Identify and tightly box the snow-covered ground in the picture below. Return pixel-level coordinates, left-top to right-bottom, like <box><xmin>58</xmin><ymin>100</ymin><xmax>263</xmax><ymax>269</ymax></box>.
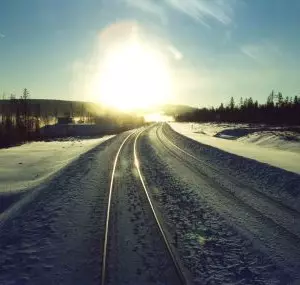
<box><xmin>0</xmin><ymin>136</ymin><xmax>114</xmax><ymax>194</ymax></box>
<box><xmin>0</xmin><ymin>130</ymin><xmax>181</xmax><ymax>285</ymax></box>
<box><xmin>1</xmin><ymin>125</ymin><xmax>300</xmax><ymax>285</ymax></box>
<box><xmin>0</xmin><ymin>133</ymin><xmax>127</xmax><ymax>285</ymax></box>
<box><xmin>139</xmin><ymin>125</ymin><xmax>300</xmax><ymax>284</ymax></box>
<box><xmin>170</xmin><ymin>122</ymin><xmax>300</xmax><ymax>174</ymax></box>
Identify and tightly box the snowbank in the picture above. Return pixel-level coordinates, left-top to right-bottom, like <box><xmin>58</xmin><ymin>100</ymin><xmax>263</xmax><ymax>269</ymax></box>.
<box><xmin>170</xmin><ymin>122</ymin><xmax>300</xmax><ymax>174</ymax></box>
<box><xmin>0</xmin><ymin>136</ymin><xmax>114</xmax><ymax>194</ymax></box>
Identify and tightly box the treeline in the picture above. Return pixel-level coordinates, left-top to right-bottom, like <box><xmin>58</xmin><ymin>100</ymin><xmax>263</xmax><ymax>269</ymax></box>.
<box><xmin>0</xmin><ymin>89</ymin><xmax>144</xmax><ymax>148</ymax></box>
<box><xmin>176</xmin><ymin>91</ymin><xmax>300</xmax><ymax>125</ymax></box>
<box><xmin>0</xmin><ymin>89</ymin><xmax>41</xmax><ymax>147</ymax></box>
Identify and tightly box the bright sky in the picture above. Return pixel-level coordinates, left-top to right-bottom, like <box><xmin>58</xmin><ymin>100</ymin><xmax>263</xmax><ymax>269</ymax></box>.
<box><xmin>0</xmin><ymin>0</ymin><xmax>299</xmax><ymax>108</ymax></box>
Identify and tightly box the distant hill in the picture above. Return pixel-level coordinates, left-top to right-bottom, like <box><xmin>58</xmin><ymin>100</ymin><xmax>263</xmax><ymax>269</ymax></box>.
<box><xmin>0</xmin><ymin>99</ymin><xmax>197</xmax><ymax>118</ymax></box>
<box><xmin>0</xmin><ymin>99</ymin><xmax>145</xmax><ymax>147</ymax></box>
<box><xmin>0</xmin><ymin>99</ymin><xmax>113</xmax><ymax>117</ymax></box>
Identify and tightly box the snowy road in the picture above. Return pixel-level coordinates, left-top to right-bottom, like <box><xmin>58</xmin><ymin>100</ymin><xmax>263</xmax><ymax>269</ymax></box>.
<box><xmin>1</xmin><ymin>124</ymin><xmax>300</xmax><ymax>284</ymax></box>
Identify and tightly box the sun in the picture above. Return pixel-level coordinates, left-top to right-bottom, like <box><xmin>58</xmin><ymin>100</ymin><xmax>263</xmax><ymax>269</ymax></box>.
<box><xmin>94</xmin><ymin>41</ymin><xmax>172</xmax><ymax>111</ymax></box>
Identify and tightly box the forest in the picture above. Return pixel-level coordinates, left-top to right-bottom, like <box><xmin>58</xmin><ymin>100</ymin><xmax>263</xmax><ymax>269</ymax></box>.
<box><xmin>0</xmin><ymin>89</ymin><xmax>144</xmax><ymax>148</ymax></box>
<box><xmin>176</xmin><ymin>91</ymin><xmax>300</xmax><ymax>125</ymax></box>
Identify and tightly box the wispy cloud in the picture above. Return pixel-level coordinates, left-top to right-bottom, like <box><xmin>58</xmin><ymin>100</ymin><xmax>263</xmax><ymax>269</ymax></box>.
<box><xmin>165</xmin><ymin>0</ymin><xmax>236</xmax><ymax>26</ymax></box>
<box><xmin>124</xmin><ymin>0</ymin><xmax>167</xmax><ymax>24</ymax></box>
<box><xmin>125</xmin><ymin>0</ymin><xmax>238</xmax><ymax>27</ymax></box>
<box><xmin>241</xmin><ymin>45</ymin><xmax>260</xmax><ymax>60</ymax></box>
<box><xmin>0</xmin><ymin>33</ymin><xmax>5</xmax><ymax>39</ymax></box>
<box><xmin>168</xmin><ymin>45</ymin><xmax>183</xmax><ymax>60</ymax></box>
<box><xmin>241</xmin><ymin>40</ymin><xmax>281</xmax><ymax>63</ymax></box>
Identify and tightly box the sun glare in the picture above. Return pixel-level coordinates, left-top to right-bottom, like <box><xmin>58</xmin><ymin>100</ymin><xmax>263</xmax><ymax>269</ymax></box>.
<box><xmin>94</xmin><ymin>40</ymin><xmax>172</xmax><ymax>111</ymax></box>
<box><xmin>144</xmin><ymin>113</ymin><xmax>174</xmax><ymax>122</ymax></box>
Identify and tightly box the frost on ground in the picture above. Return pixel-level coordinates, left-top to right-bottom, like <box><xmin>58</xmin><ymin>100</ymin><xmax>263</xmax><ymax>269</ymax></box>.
<box><xmin>0</xmin><ymin>130</ymin><xmax>179</xmax><ymax>285</ymax></box>
<box><xmin>0</xmin><ymin>136</ymin><xmax>114</xmax><ymax>193</ymax></box>
<box><xmin>167</xmin><ymin>123</ymin><xmax>300</xmax><ymax>212</ymax></box>
<box><xmin>107</xmin><ymin>136</ymin><xmax>181</xmax><ymax>285</ymax></box>
<box><xmin>0</xmin><ymin>136</ymin><xmax>114</xmax><ymax>213</ymax></box>
<box><xmin>170</xmin><ymin>122</ymin><xmax>300</xmax><ymax>174</ymax></box>
<box><xmin>138</xmin><ymin>126</ymin><xmax>293</xmax><ymax>285</ymax></box>
<box><xmin>0</xmin><ymin>133</ymin><xmax>127</xmax><ymax>285</ymax></box>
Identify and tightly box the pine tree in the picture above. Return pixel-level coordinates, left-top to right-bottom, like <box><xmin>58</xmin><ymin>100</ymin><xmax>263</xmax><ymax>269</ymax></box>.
<box><xmin>248</xmin><ymin>97</ymin><xmax>254</xmax><ymax>108</ymax></box>
<box><xmin>267</xmin><ymin>91</ymin><xmax>274</xmax><ymax>107</ymax></box>
<box><xmin>229</xmin><ymin>97</ymin><xmax>235</xmax><ymax>110</ymax></box>
<box><xmin>239</xmin><ymin>97</ymin><xmax>244</xmax><ymax>109</ymax></box>
<box><xmin>21</xmin><ymin>88</ymin><xmax>30</xmax><ymax>132</ymax></box>
<box><xmin>277</xmin><ymin>92</ymin><xmax>283</xmax><ymax>107</ymax></box>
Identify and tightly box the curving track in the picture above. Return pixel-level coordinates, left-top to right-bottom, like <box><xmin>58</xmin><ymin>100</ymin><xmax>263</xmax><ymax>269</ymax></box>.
<box><xmin>1</xmin><ymin>123</ymin><xmax>300</xmax><ymax>284</ymax></box>
<box><xmin>0</xmin><ymin>128</ymin><xmax>186</xmax><ymax>285</ymax></box>
<box><xmin>138</xmin><ymin>123</ymin><xmax>300</xmax><ymax>284</ymax></box>
<box><xmin>101</xmin><ymin>129</ymin><xmax>186</xmax><ymax>285</ymax></box>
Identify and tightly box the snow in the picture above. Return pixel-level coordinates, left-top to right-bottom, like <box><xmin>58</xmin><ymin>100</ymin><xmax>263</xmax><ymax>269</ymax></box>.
<box><xmin>164</xmin><ymin>123</ymin><xmax>300</xmax><ymax>213</ymax></box>
<box><xmin>107</xmin><ymin>136</ymin><xmax>181</xmax><ymax>285</ymax></box>
<box><xmin>0</xmin><ymin>133</ymin><xmax>123</xmax><ymax>285</ymax></box>
<box><xmin>138</xmin><ymin>126</ymin><xmax>296</xmax><ymax>284</ymax></box>
<box><xmin>170</xmin><ymin>122</ymin><xmax>300</xmax><ymax>174</ymax></box>
<box><xmin>0</xmin><ymin>136</ymin><xmax>114</xmax><ymax>194</ymax></box>
<box><xmin>1</xmin><ymin>125</ymin><xmax>300</xmax><ymax>285</ymax></box>
<box><xmin>0</xmin><ymin>131</ymin><xmax>180</xmax><ymax>285</ymax></box>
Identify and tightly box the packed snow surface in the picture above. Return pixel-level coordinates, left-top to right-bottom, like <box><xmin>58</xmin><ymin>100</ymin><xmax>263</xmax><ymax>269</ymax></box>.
<box><xmin>139</xmin><ymin>124</ymin><xmax>300</xmax><ymax>284</ymax></box>
<box><xmin>0</xmin><ymin>136</ymin><xmax>114</xmax><ymax>193</ymax></box>
<box><xmin>0</xmin><ymin>131</ymin><xmax>180</xmax><ymax>285</ymax></box>
<box><xmin>0</xmin><ymin>133</ymin><xmax>124</xmax><ymax>285</ymax></box>
<box><xmin>1</xmin><ymin>126</ymin><xmax>300</xmax><ymax>284</ymax></box>
<box><xmin>170</xmin><ymin>122</ymin><xmax>300</xmax><ymax>174</ymax></box>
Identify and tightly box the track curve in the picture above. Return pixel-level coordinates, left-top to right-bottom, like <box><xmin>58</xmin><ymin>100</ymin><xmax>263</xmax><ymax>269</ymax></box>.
<box><xmin>101</xmin><ymin>128</ymin><xmax>186</xmax><ymax>285</ymax></box>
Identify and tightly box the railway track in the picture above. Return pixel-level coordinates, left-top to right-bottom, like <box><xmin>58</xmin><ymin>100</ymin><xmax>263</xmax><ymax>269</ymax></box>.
<box><xmin>157</xmin><ymin>123</ymin><xmax>300</xmax><ymax>235</ymax></box>
<box><xmin>157</xmin><ymin>123</ymin><xmax>300</xmax><ymax>236</ymax></box>
<box><xmin>154</xmin><ymin>123</ymin><xmax>300</xmax><ymax>279</ymax></box>
<box><xmin>100</xmin><ymin>128</ymin><xmax>186</xmax><ymax>285</ymax></box>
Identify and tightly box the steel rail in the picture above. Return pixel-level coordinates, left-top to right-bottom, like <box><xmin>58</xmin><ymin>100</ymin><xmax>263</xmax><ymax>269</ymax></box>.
<box><xmin>101</xmin><ymin>131</ymin><xmax>135</xmax><ymax>285</ymax></box>
<box><xmin>133</xmin><ymin>127</ymin><xmax>187</xmax><ymax>285</ymax></box>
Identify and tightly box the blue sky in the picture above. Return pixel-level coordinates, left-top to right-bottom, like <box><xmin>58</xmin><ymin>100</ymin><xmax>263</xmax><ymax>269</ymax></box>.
<box><xmin>0</xmin><ymin>0</ymin><xmax>299</xmax><ymax>107</ymax></box>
